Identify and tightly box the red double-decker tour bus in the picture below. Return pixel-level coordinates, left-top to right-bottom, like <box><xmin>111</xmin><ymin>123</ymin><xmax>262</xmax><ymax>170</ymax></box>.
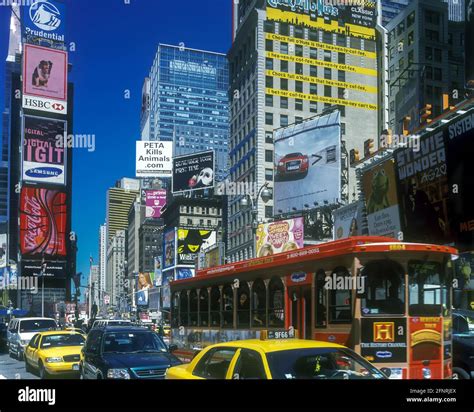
<box><xmin>169</xmin><ymin>236</ymin><xmax>458</xmax><ymax>379</ymax></box>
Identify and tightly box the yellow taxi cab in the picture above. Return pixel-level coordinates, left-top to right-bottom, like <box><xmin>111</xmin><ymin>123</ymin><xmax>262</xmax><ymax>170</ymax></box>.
<box><xmin>166</xmin><ymin>330</ymin><xmax>387</xmax><ymax>380</ymax></box>
<box><xmin>163</xmin><ymin>325</ymin><xmax>171</xmax><ymax>337</ymax></box>
<box><xmin>24</xmin><ymin>330</ymin><xmax>86</xmax><ymax>379</ymax></box>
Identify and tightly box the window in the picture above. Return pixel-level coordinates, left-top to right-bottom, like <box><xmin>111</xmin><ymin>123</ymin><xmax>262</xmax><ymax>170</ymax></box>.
<box><xmin>350</xmin><ymin>37</ymin><xmax>361</xmax><ymax>50</ymax></box>
<box><xmin>280</xmin><ymin>96</ymin><xmax>288</xmax><ymax>109</ymax></box>
<box><xmin>266</xmin><ymin>58</ymin><xmax>273</xmax><ymax>70</ymax></box>
<box><xmin>280</xmin><ymin>114</ymin><xmax>288</xmax><ymax>127</ymax></box>
<box><xmin>280</xmin><ymin>42</ymin><xmax>288</xmax><ymax>54</ymax></box>
<box><xmin>310</xmin><ymin>65</ymin><xmax>317</xmax><ymax>77</ymax></box>
<box><xmin>425</xmin><ymin>11</ymin><xmax>440</xmax><ymax>25</ymax></box>
<box><xmin>295</xmin><ymin>63</ymin><xmax>303</xmax><ymax>74</ymax></box>
<box><xmin>265</xmin><ymin>94</ymin><xmax>273</xmax><ymax>106</ymax></box>
<box><xmin>426</xmin><ymin>29</ymin><xmax>439</xmax><ymax>42</ymax></box>
<box><xmin>265</xmin><ymin>112</ymin><xmax>273</xmax><ymax>125</ymax></box>
<box><xmin>425</xmin><ymin>66</ymin><xmax>433</xmax><ymax>79</ymax></box>
<box><xmin>324</xmin><ymin>50</ymin><xmax>332</xmax><ymax>62</ymax></box>
<box><xmin>295</xmin><ymin>81</ymin><xmax>303</xmax><ymax>93</ymax></box>
<box><xmin>294</xmin><ymin>26</ymin><xmax>304</xmax><ymax>39</ymax></box>
<box><xmin>265</xmin><ymin>132</ymin><xmax>273</xmax><ymax>144</ymax></box>
<box><xmin>324</xmin><ymin>67</ymin><xmax>331</xmax><ymax>79</ymax></box>
<box><xmin>310</xmin><ymin>83</ymin><xmax>317</xmax><ymax>95</ymax></box>
<box><xmin>434</xmin><ymin>49</ymin><xmax>442</xmax><ymax>62</ymax></box>
<box><xmin>265</xmin><ymin>150</ymin><xmax>273</xmax><ymax>163</ymax></box>
<box><xmin>425</xmin><ymin>47</ymin><xmax>433</xmax><ymax>61</ymax></box>
<box><xmin>341</xmin><ymin>123</ymin><xmax>346</xmax><ymax>135</ymax></box>
<box><xmin>328</xmin><ymin>267</ymin><xmax>352</xmax><ymax>324</ymax></box>
<box><xmin>338</xmin><ymin>88</ymin><xmax>345</xmax><ymax>99</ymax></box>
<box><xmin>337</xmin><ymin>34</ymin><xmax>346</xmax><ymax>47</ymax></box>
<box><xmin>295</xmin><ymin>116</ymin><xmax>303</xmax><ymax>124</ymax></box>
<box><xmin>407</xmin><ymin>11</ymin><xmax>415</xmax><ymax>27</ymax></box>
<box><xmin>324</xmin><ymin>85</ymin><xmax>331</xmax><ymax>97</ymax></box>
<box><xmin>323</xmin><ymin>31</ymin><xmax>332</xmax><ymax>44</ymax></box>
<box><xmin>279</xmin><ymin>22</ymin><xmax>289</xmax><ymax>36</ymax></box>
<box><xmin>265</xmin><ymin>168</ymin><xmax>273</xmax><ymax>181</ymax></box>
<box><xmin>309</xmin><ymin>30</ymin><xmax>318</xmax><ymax>41</ymax></box>
<box><xmin>310</xmin><ymin>47</ymin><xmax>317</xmax><ymax>59</ymax></box>
<box><xmin>295</xmin><ymin>99</ymin><xmax>303</xmax><ymax>111</ymax></box>
<box><xmin>310</xmin><ymin>101</ymin><xmax>317</xmax><ymax>113</ymax></box>
<box><xmin>397</xmin><ymin>21</ymin><xmax>405</xmax><ymax>36</ymax></box>
<box><xmin>408</xmin><ymin>50</ymin><xmax>414</xmax><ymax>64</ymax></box>
<box><xmin>338</xmin><ymin>70</ymin><xmax>345</xmax><ymax>82</ymax></box>
<box><xmin>193</xmin><ymin>348</ymin><xmax>238</xmax><ymax>379</ymax></box>
<box><xmin>233</xmin><ymin>349</ymin><xmax>267</xmax><ymax>379</ymax></box>
<box><xmin>264</xmin><ymin>20</ymin><xmax>275</xmax><ymax>33</ymax></box>
<box><xmin>265</xmin><ymin>206</ymin><xmax>273</xmax><ymax>218</ymax></box>
<box><xmin>408</xmin><ymin>31</ymin><xmax>414</xmax><ymax>46</ymax></box>
<box><xmin>281</xmin><ymin>60</ymin><xmax>288</xmax><ymax>72</ymax></box>
<box><xmin>266</xmin><ymin>76</ymin><xmax>273</xmax><ymax>88</ymax></box>
<box><xmin>85</xmin><ymin>330</ymin><xmax>102</xmax><ymax>354</ymax></box>
<box><xmin>265</xmin><ymin>39</ymin><xmax>273</xmax><ymax>51</ymax></box>
<box><xmin>281</xmin><ymin>78</ymin><xmax>288</xmax><ymax>90</ymax></box>
<box><xmin>295</xmin><ymin>45</ymin><xmax>303</xmax><ymax>57</ymax></box>
<box><xmin>338</xmin><ymin>53</ymin><xmax>345</xmax><ymax>64</ymax></box>
<box><xmin>398</xmin><ymin>57</ymin><xmax>404</xmax><ymax>71</ymax></box>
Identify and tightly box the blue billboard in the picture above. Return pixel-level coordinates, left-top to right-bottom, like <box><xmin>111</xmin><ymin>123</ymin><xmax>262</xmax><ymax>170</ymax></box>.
<box><xmin>22</xmin><ymin>0</ymin><xmax>66</xmax><ymax>44</ymax></box>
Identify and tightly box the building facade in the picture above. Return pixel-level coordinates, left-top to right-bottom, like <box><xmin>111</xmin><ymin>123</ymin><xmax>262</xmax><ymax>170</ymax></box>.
<box><xmin>382</xmin><ymin>0</ymin><xmax>411</xmax><ymax>26</ymax></box>
<box><xmin>148</xmin><ymin>44</ymin><xmax>230</xmax><ymax>181</ymax></box>
<box><xmin>106</xmin><ymin>230</ymin><xmax>126</xmax><ymax>307</ymax></box>
<box><xmin>98</xmin><ymin>224</ymin><xmax>107</xmax><ymax>299</ymax></box>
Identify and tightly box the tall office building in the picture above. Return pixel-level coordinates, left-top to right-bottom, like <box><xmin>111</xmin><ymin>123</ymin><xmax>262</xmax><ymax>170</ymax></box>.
<box><xmin>382</xmin><ymin>0</ymin><xmax>411</xmax><ymax>26</ymax></box>
<box><xmin>98</xmin><ymin>224</ymin><xmax>107</xmax><ymax>298</ymax></box>
<box><xmin>147</xmin><ymin>44</ymin><xmax>230</xmax><ymax>181</ymax></box>
<box><xmin>106</xmin><ymin>230</ymin><xmax>126</xmax><ymax>306</ymax></box>
<box><xmin>106</xmin><ymin>179</ymin><xmax>140</xmax><ymax>243</ymax></box>
<box><xmin>387</xmin><ymin>0</ymin><xmax>465</xmax><ymax>134</ymax></box>
<box><xmin>227</xmin><ymin>0</ymin><xmax>379</xmax><ymax>262</ymax></box>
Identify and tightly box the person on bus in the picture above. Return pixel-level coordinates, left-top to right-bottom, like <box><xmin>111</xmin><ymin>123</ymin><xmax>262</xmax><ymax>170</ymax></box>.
<box><xmin>238</xmin><ymin>293</ymin><xmax>250</xmax><ymax>326</ymax></box>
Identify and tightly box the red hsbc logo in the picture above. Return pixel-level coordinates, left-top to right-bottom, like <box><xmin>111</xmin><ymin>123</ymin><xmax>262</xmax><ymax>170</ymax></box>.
<box><xmin>23</xmin><ymin>95</ymin><xmax>67</xmax><ymax>115</ymax></box>
<box><xmin>52</xmin><ymin>103</ymin><xmax>64</xmax><ymax>111</ymax></box>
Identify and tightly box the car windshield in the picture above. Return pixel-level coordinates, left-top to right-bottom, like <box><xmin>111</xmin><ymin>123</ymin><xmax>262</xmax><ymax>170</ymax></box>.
<box><xmin>20</xmin><ymin>320</ymin><xmax>57</xmax><ymax>333</ymax></box>
<box><xmin>266</xmin><ymin>348</ymin><xmax>385</xmax><ymax>380</ymax></box>
<box><xmin>41</xmin><ymin>334</ymin><xmax>85</xmax><ymax>349</ymax></box>
<box><xmin>453</xmin><ymin>312</ymin><xmax>474</xmax><ymax>336</ymax></box>
<box><xmin>103</xmin><ymin>331</ymin><xmax>168</xmax><ymax>354</ymax></box>
<box><xmin>285</xmin><ymin>153</ymin><xmax>302</xmax><ymax>158</ymax></box>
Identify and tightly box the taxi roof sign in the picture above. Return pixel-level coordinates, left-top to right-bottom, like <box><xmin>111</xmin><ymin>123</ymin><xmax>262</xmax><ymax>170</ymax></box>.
<box><xmin>260</xmin><ymin>328</ymin><xmax>298</xmax><ymax>340</ymax></box>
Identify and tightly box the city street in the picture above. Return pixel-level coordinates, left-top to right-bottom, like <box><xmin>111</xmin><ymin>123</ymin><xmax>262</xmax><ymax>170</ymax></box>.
<box><xmin>0</xmin><ymin>351</ymin><xmax>37</xmax><ymax>380</ymax></box>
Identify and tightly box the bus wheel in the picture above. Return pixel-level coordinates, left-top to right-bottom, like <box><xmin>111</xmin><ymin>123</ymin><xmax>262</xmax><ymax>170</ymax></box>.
<box><xmin>452</xmin><ymin>368</ymin><xmax>470</xmax><ymax>379</ymax></box>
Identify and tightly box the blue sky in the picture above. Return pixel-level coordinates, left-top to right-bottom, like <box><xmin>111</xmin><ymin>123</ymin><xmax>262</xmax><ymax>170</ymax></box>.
<box><xmin>0</xmin><ymin>0</ymin><xmax>232</xmax><ymax>297</ymax></box>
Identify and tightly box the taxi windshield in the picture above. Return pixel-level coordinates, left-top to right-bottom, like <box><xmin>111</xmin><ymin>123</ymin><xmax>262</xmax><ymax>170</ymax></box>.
<box><xmin>41</xmin><ymin>334</ymin><xmax>85</xmax><ymax>349</ymax></box>
<box><xmin>266</xmin><ymin>348</ymin><xmax>385</xmax><ymax>380</ymax></box>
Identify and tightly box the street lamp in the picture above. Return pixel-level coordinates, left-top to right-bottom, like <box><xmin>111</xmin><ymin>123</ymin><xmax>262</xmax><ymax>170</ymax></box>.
<box><xmin>240</xmin><ymin>182</ymin><xmax>272</xmax><ymax>258</ymax></box>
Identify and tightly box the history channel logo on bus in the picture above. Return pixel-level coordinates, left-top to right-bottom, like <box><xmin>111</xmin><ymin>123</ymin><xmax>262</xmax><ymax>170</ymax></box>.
<box><xmin>23</xmin><ymin>0</ymin><xmax>66</xmax><ymax>43</ymax></box>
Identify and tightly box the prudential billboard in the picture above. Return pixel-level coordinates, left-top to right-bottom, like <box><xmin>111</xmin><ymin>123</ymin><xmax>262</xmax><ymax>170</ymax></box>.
<box><xmin>274</xmin><ymin>110</ymin><xmax>341</xmax><ymax>214</ymax></box>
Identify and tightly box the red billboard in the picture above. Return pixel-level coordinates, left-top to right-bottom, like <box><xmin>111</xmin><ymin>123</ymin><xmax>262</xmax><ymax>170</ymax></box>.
<box><xmin>20</xmin><ymin>187</ymin><xmax>67</xmax><ymax>257</ymax></box>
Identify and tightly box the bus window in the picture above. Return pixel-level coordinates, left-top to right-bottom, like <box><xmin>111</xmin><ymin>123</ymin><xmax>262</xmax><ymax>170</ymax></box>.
<box><xmin>269</xmin><ymin>277</ymin><xmax>284</xmax><ymax>327</ymax></box>
<box><xmin>361</xmin><ymin>260</ymin><xmax>405</xmax><ymax>315</ymax></box>
<box><xmin>252</xmin><ymin>279</ymin><xmax>267</xmax><ymax>327</ymax></box>
<box><xmin>328</xmin><ymin>267</ymin><xmax>352</xmax><ymax>324</ymax></box>
<box><xmin>237</xmin><ymin>283</ymin><xmax>251</xmax><ymax>328</ymax></box>
<box><xmin>171</xmin><ymin>292</ymin><xmax>180</xmax><ymax>328</ymax></box>
<box><xmin>315</xmin><ymin>270</ymin><xmax>327</xmax><ymax>327</ymax></box>
<box><xmin>190</xmin><ymin>290</ymin><xmax>198</xmax><ymax>326</ymax></box>
<box><xmin>210</xmin><ymin>287</ymin><xmax>221</xmax><ymax>327</ymax></box>
<box><xmin>408</xmin><ymin>260</ymin><xmax>447</xmax><ymax>316</ymax></box>
<box><xmin>222</xmin><ymin>285</ymin><xmax>234</xmax><ymax>328</ymax></box>
<box><xmin>199</xmin><ymin>289</ymin><xmax>209</xmax><ymax>327</ymax></box>
<box><xmin>180</xmin><ymin>292</ymin><xmax>189</xmax><ymax>327</ymax></box>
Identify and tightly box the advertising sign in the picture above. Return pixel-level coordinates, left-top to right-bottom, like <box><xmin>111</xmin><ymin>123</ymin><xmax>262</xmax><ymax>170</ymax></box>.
<box><xmin>22</xmin><ymin>95</ymin><xmax>67</xmax><ymax>116</ymax></box>
<box><xmin>274</xmin><ymin>111</ymin><xmax>341</xmax><ymax>213</ymax></box>
<box><xmin>161</xmin><ymin>271</ymin><xmax>174</xmax><ymax>309</ymax></box>
<box><xmin>395</xmin><ymin>131</ymin><xmax>451</xmax><ymax>245</ymax></box>
<box><xmin>136</xmin><ymin>289</ymin><xmax>149</xmax><ymax>306</ymax></box>
<box><xmin>446</xmin><ymin>111</ymin><xmax>474</xmax><ymax>250</ymax></box>
<box><xmin>172</xmin><ymin>150</ymin><xmax>215</xmax><ymax>193</ymax></box>
<box><xmin>256</xmin><ymin>218</ymin><xmax>304</xmax><ymax>257</ymax></box>
<box><xmin>21</xmin><ymin>261</ymin><xmax>66</xmax><ymax>279</ymax></box>
<box><xmin>163</xmin><ymin>229</ymin><xmax>176</xmax><ymax>269</ymax></box>
<box><xmin>136</xmin><ymin>141</ymin><xmax>173</xmax><ymax>177</ymax></box>
<box><xmin>19</xmin><ymin>187</ymin><xmax>67</xmax><ymax>257</ymax></box>
<box><xmin>467</xmin><ymin>0</ymin><xmax>474</xmax><ymax>87</ymax></box>
<box><xmin>22</xmin><ymin>116</ymin><xmax>67</xmax><ymax>185</ymax></box>
<box><xmin>362</xmin><ymin>159</ymin><xmax>401</xmax><ymax>238</ymax></box>
<box><xmin>176</xmin><ymin>268</ymin><xmax>195</xmax><ymax>280</ymax></box>
<box><xmin>145</xmin><ymin>190</ymin><xmax>166</xmax><ymax>218</ymax></box>
<box><xmin>23</xmin><ymin>44</ymin><xmax>67</xmax><ymax>102</ymax></box>
<box><xmin>333</xmin><ymin>201</ymin><xmax>363</xmax><ymax>240</ymax></box>
<box><xmin>137</xmin><ymin>273</ymin><xmax>153</xmax><ymax>291</ymax></box>
<box><xmin>360</xmin><ymin>318</ymin><xmax>407</xmax><ymax>364</ymax></box>
<box><xmin>22</xmin><ymin>0</ymin><xmax>66</xmax><ymax>44</ymax></box>
<box><xmin>154</xmin><ymin>256</ymin><xmax>163</xmax><ymax>287</ymax></box>
<box><xmin>177</xmin><ymin>229</ymin><xmax>216</xmax><ymax>265</ymax></box>
<box><xmin>0</xmin><ymin>234</ymin><xmax>6</xmax><ymax>269</ymax></box>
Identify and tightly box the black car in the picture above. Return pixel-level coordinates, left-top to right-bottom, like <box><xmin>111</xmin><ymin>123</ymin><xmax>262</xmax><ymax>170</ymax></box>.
<box><xmin>80</xmin><ymin>326</ymin><xmax>181</xmax><ymax>379</ymax></box>
<box><xmin>0</xmin><ymin>321</ymin><xmax>7</xmax><ymax>351</ymax></box>
<box><xmin>452</xmin><ymin>309</ymin><xmax>474</xmax><ymax>379</ymax></box>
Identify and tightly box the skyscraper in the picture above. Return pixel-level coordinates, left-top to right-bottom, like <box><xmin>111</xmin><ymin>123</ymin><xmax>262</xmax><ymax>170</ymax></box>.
<box><xmin>99</xmin><ymin>224</ymin><xmax>107</xmax><ymax>298</ymax></box>
<box><xmin>382</xmin><ymin>0</ymin><xmax>411</xmax><ymax>26</ymax></box>
<box><xmin>147</xmin><ymin>44</ymin><xmax>230</xmax><ymax>181</ymax></box>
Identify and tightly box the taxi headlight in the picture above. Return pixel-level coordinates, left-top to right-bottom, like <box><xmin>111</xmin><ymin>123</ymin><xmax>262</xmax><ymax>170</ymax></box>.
<box><xmin>107</xmin><ymin>368</ymin><xmax>130</xmax><ymax>379</ymax></box>
<box><xmin>46</xmin><ymin>357</ymin><xmax>63</xmax><ymax>363</ymax></box>
<box><xmin>20</xmin><ymin>339</ymin><xmax>30</xmax><ymax>346</ymax></box>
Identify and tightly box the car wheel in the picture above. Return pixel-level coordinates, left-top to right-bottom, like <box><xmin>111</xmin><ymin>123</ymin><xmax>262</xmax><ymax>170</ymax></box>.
<box><xmin>39</xmin><ymin>362</ymin><xmax>49</xmax><ymax>380</ymax></box>
<box><xmin>452</xmin><ymin>367</ymin><xmax>470</xmax><ymax>379</ymax></box>
<box><xmin>17</xmin><ymin>346</ymin><xmax>23</xmax><ymax>361</ymax></box>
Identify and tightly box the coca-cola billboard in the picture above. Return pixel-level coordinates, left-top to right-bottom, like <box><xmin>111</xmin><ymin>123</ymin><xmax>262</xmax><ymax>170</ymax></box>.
<box><xmin>20</xmin><ymin>187</ymin><xmax>67</xmax><ymax>257</ymax></box>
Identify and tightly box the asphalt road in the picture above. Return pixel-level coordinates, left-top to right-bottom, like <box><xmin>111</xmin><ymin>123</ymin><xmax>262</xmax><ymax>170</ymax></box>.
<box><xmin>0</xmin><ymin>349</ymin><xmax>38</xmax><ymax>380</ymax></box>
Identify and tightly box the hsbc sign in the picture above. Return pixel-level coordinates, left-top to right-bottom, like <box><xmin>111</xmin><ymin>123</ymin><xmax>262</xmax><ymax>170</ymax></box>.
<box><xmin>23</xmin><ymin>95</ymin><xmax>68</xmax><ymax>115</ymax></box>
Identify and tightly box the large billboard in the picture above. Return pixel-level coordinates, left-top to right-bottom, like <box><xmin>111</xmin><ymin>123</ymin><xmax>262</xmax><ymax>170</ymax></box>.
<box><xmin>274</xmin><ymin>111</ymin><xmax>341</xmax><ymax>213</ymax></box>
<box><xmin>172</xmin><ymin>150</ymin><xmax>215</xmax><ymax>193</ymax></box>
<box><xmin>163</xmin><ymin>229</ymin><xmax>176</xmax><ymax>269</ymax></box>
<box><xmin>177</xmin><ymin>229</ymin><xmax>216</xmax><ymax>265</ymax></box>
<box><xmin>144</xmin><ymin>190</ymin><xmax>167</xmax><ymax>218</ymax></box>
<box><xmin>446</xmin><ymin>111</ymin><xmax>474</xmax><ymax>250</ymax></box>
<box><xmin>21</xmin><ymin>261</ymin><xmax>66</xmax><ymax>279</ymax></box>
<box><xmin>333</xmin><ymin>201</ymin><xmax>363</xmax><ymax>240</ymax></box>
<box><xmin>22</xmin><ymin>0</ymin><xmax>66</xmax><ymax>44</ymax></box>
<box><xmin>256</xmin><ymin>218</ymin><xmax>304</xmax><ymax>257</ymax></box>
<box><xmin>22</xmin><ymin>116</ymin><xmax>67</xmax><ymax>185</ymax></box>
<box><xmin>136</xmin><ymin>141</ymin><xmax>173</xmax><ymax>177</ymax></box>
<box><xmin>362</xmin><ymin>159</ymin><xmax>401</xmax><ymax>238</ymax></box>
<box><xmin>467</xmin><ymin>0</ymin><xmax>474</xmax><ymax>87</ymax></box>
<box><xmin>395</xmin><ymin>132</ymin><xmax>451</xmax><ymax>245</ymax></box>
<box><xmin>19</xmin><ymin>187</ymin><xmax>67</xmax><ymax>258</ymax></box>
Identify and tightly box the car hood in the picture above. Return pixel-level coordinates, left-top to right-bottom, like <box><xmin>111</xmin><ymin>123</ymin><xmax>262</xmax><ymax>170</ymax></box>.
<box><xmin>40</xmin><ymin>346</ymin><xmax>83</xmax><ymax>358</ymax></box>
<box><xmin>103</xmin><ymin>352</ymin><xmax>180</xmax><ymax>369</ymax></box>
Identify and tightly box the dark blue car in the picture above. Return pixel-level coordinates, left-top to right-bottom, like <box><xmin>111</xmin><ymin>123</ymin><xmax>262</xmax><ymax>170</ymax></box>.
<box><xmin>80</xmin><ymin>326</ymin><xmax>181</xmax><ymax>379</ymax></box>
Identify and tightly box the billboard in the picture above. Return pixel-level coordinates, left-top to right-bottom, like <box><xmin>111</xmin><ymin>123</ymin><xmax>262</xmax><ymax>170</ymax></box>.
<box><xmin>154</xmin><ymin>256</ymin><xmax>162</xmax><ymax>287</ymax></box>
<box><xmin>446</xmin><ymin>111</ymin><xmax>474</xmax><ymax>250</ymax></box>
<box><xmin>467</xmin><ymin>0</ymin><xmax>474</xmax><ymax>87</ymax></box>
<box><xmin>395</xmin><ymin>132</ymin><xmax>451</xmax><ymax>245</ymax></box>
<box><xmin>0</xmin><ymin>234</ymin><xmax>6</xmax><ymax>269</ymax></box>
<box><xmin>163</xmin><ymin>229</ymin><xmax>176</xmax><ymax>269</ymax></box>
<box><xmin>136</xmin><ymin>141</ymin><xmax>173</xmax><ymax>177</ymax></box>
<box><xmin>22</xmin><ymin>0</ymin><xmax>66</xmax><ymax>44</ymax></box>
<box><xmin>256</xmin><ymin>218</ymin><xmax>304</xmax><ymax>257</ymax></box>
<box><xmin>23</xmin><ymin>44</ymin><xmax>67</xmax><ymax>102</ymax></box>
<box><xmin>172</xmin><ymin>150</ymin><xmax>215</xmax><ymax>193</ymax></box>
<box><xmin>362</xmin><ymin>159</ymin><xmax>401</xmax><ymax>238</ymax></box>
<box><xmin>145</xmin><ymin>190</ymin><xmax>167</xmax><ymax>218</ymax></box>
<box><xmin>177</xmin><ymin>229</ymin><xmax>216</xmax><ymax>265</ymax></box>
<box><xmin>333</xmin><ymin>201</ymin><xmax>363</xmax><ymax>240</ymax></box>
<box><xmin>161</xmin><ymin>271</ymin><xmax>174</xmax><ymax>310</ymax></box>
<box><xmin>176</xmin><ymin>268</ymin><xmax>195</xmax><ymax>280</ymax></box>
<box><xmin>21</xmin><ymin>261</ymin><xmax>66</xmax><ymax>279</ymax></box>
<box><xmin>22</xmin><ymin>116</ymin><xmax>67</xmax><ymax>185</ymax></box>
<box><xmin>19</xmin><ymin>187</ymin><xmax>67</xmax><ymax>258</ymax></box>
<box><xmin>274</xmin><ymin>111</ymin><xmax>341</xmax><ymax>213</ymax></box>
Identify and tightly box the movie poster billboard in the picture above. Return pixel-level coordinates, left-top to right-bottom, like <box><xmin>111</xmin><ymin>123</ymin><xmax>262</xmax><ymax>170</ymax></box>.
<box><xmin>23</xmin><ymin>44</ymin><xmax>67</xmax><ymax>102</ymax></box>
<box><xmin>22</xmin><ymin>0</ymin><xmax>67</xmax><ymax>44</ymax></box>
<box><xmin>446</xmin><ymin>110</ymin><xmax>474</xmax><ymax>251</ymax></box>
<box><xmin>0</xmin><ymin>234</ymin><xmax>6</xmax><ymax>269</ymax></box>
<box><xmin>22</xmin><ymin>116</ymin><xmax>67</xmax><ymax>185</ymax></box>
<box><xmin>333</xmin><ymin>201</ymin><xmax>363</xmax><ymax>240</ymax></box>
<box><xmin>172</xmin><ymin>151</ymin><xmax>215</xmax><ymax>193</ymax></box>
<box><xmin>256</xmin><ymin>218</ymin><xmax>304</xmax><ymax>257</ymax></box>
<box><xmin>145</xmin><ymin>190</ymin><xmax>166</xmax><ymax>218</ymax></box>
<box><xmin>394</xmin><ymin>131</ymin><xmax>451</xmax><ymax>245</ymax></box>
<box><xmin>163</xmin><ymin>229</ymin><xmax>176</xmax><ymax>269</ymax></box>
<box><xmin>177</xmin><ymin>229</ymin><xmax>216</xmax><ymax>265</ymax></box>
<box><xmin>274</xmin><ymin>111</ymin><xmax>341</xmax><ymax>213</ymax></box>
<box><xmin>362</xmin><ymin>159</ymin><xmax>401</xmax><ymax>238</ymax></box>
<box><xmin>19</xmin><ymin>187</ymin><xmax>67</xmax><ymax>257</ymax></box>
<box><xmin>467</xmin><ymin>0</ymin><xmax>474</xmax><ymax>87</ymax></box>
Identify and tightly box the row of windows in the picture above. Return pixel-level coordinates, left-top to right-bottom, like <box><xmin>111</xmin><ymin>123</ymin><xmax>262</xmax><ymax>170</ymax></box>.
<box><xmin>266</xmin><ymin>58</ymin><xmax>347</xmax><ymax>82</ymax></box>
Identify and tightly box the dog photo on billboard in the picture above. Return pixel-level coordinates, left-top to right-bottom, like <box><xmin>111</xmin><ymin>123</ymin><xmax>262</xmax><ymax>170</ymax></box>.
<box><xmin>32</xmin><ymin>60</ymin><xmax>53</xmax><ymax>87</ymax></box>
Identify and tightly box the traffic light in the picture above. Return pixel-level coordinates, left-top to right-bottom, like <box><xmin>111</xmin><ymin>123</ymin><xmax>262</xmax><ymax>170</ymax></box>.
<box><xmin>420</xmin><ymin>104</ymin><xmax>432</xmax><ymax>124</ymax></box>
<box><xmin>364</xmin><ymin>139</ymin><xmax>374</xmax><ymax>158</ymax></box>
<box><xmin>350</xmin><ymin>149</ymin><xmax>360</xmax><ymax>166</ymax></box>
<box><xmin>402</xmin><ymin>116</ymin><xmax>411</xmax><ymax>136</ymax></box>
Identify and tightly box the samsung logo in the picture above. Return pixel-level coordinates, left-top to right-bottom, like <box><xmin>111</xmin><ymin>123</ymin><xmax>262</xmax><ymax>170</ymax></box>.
<box><xmin>290</xmin><ymin>272</ymin><xmax>307</xmax><ymax>283</ymax></box>
<box><xmin>25</xmin><ymin>167</ymin><xmax>63</xmax><ymax>178</ymax></box>
<box><xmin>375</xmin><ymin>351</ymin><xmax>393</xmax><ymax>359</ymax></box>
